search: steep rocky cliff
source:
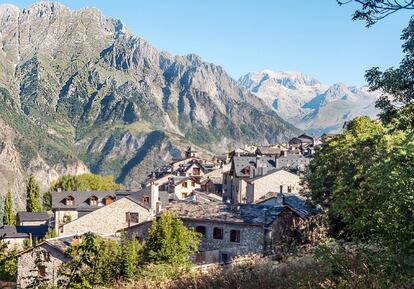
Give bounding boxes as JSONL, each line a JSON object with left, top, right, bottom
{"left": 0, "top": 2, "right": 299, "bottom": 207}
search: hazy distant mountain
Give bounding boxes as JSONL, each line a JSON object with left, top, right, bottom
{"left": 239, "top": 70, "right": 379, "bottom": 135}
{"left": 0, "top": 2, "right": 299, "bottom": 206}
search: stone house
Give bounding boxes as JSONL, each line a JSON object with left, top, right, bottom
{"left": 123, "top": 201, "right": 265, "bottom": 264}
{"left": 58, "top": 186, "right": 162, "bottom": 236}
{"left": 16, "top": 236, "right": 71, "bottom": 288}
{"left": 224, "top": 155, "right": 277, "bottom": 204}
{"left": 245, "top": 169, "right": 301, "bottom": 203}
{"left": 52, "top": 190, "right": 134, "bottom": 233}
{"left": 167, "top": 176, "right": 201, "bottom": 200}
{"left": 122, "top": 193, "right": 317, "bottom": 264}
{"left": 275, "top": 152, "right": 310, "bottom": 172}
{"left": 0, "top": 226, "right": 29, "bottom": 249}
{"left": 16, "top": 212, "right": 50, "bottom": 227}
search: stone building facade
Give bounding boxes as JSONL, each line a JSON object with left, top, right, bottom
{"left": 184, "top": 219, "right": 264, "bottom": 264}
{"left": 16, "top": 241, "right": 69, "bottom": 288}
{"left": 60, "top": 197, "right": 151, "bottom": 236}
{"left": 246, "top": 169, "right": 301, "bottom": 203}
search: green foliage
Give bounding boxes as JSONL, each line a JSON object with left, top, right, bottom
{"left": 2, "top": 191, "right": 15, "bottom": 226}
{"left": 0, "top": 241, "right": 17, "bottom": 282}
{"left": 45, "top": 228, "right": 57, "bottom": 239}
{"left": 26, "top": 175, "right": 41, "bottom": 212}
{"left": 315, "top": 242, "right": 414, "bottom": 289}
{"left": 120, "top": 231, "right": 141, "bottom": 279}
{"left": 364, "top": 18, "right": 414, "bottom": 130}
{"left": 337, "top": 0, "right": 414, "bottom": 27}
{"left": 49, "top": 173, "right": 122, "bottom": 192}
{"left": 142, "top": 212, "right": 201, "bottom": 266}
{"left": 305, "top": 117, "right": 414, "bottom": 251}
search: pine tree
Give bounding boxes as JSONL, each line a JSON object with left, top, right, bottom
{"left": 26, "top": 175, "right": 41, "bottom": 212}
{"left": 2, "top": 191, "right": 15, "bottom": 226}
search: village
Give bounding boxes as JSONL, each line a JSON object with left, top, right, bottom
{"left": 0, "top": 133, "right": 334, "bottom": 288}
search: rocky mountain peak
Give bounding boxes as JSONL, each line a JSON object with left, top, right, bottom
{"left": 0, "top": 2, "right": 299, "bottom": 206}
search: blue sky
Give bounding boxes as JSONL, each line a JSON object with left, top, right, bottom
{"left": 6, "top": 0, "right": 413, "bottom": 85}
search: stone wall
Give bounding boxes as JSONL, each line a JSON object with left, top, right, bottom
{"left": 61, "top": 198, "right": 151, "bottom": 236}
{"left": 184, "top": 219, "right": 264, "bottom": 262}
{"left": 17, "top": 243, "right": 69, "bottom": 288}
{"left": 247, "top": 170, "right": 301, "bottom": 203}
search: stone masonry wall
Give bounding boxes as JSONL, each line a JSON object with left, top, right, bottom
{"left": 17, "top": 244, "right": 69, "bottom": 288}
{"left": 61, "top": 198, "right": 151, "bottom": 236}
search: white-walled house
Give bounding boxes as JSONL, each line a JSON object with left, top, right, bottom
{"left": 168, "top": 176, "right": 201, "bottom": 200}
{"left": 246, "top": 169, "right": 301, "bottom": 203}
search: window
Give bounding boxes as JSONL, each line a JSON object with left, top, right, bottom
{"left": 40, "top": 251, "right": 50, "bottom": 262}
{"left": 280, "top": 185, "right": 283, "bottom": 193}
{"left": 182, "top": 182, "right": 188, "bottom": 188}
{"left": 126, "top": 212, "right": 140, "bottom": 224}
{"left": 287, "top": 186, "right": 292, "bottom": 193}
{"left": 192, "top": 167, "right": 201, "bottom": 175}
{"left": 230, "top": 230, "right": 241, "bottom": 243}
{"left": 182, "top": 192, "right": 188, "bottom": 199}
{"left": 38, "top": 265, "right": 46, "bottom": 277}
{"left": 143, "top": 196, "right": 150, "bottom": 203}
{"left": 65, "top": 196, "right": 74, "bottom": 206}
{"left": 89, "top": 196, "right": 98, "bottom": 206}
{"left": 105, "top": 196, "right": 114, "bottom": 205}
{"left": 191, "top": 181, "right": 196, "bottom": 187}
{"left": 213, "top": 227, "right": 224, "bottom": 240}
{"left": 195, "top": 226, "right": 206, "bottom": 237}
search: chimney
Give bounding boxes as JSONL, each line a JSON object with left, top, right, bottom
{"left": 276, "top": 192, "right": 284, "bottom": 206}
{"left": 150, "top": 182, "right": 159, "bottom": 215}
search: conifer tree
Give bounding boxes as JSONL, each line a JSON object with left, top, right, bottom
{"left": 26, "top": 175, "right": 41, "bottom": 212}
{"left": 2, "top": 191, "right": 15, "bottom": 226}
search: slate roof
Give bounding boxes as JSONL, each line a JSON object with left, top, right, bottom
{"left": 232, "top": 156, "right": 276, "bottom": 177}
{"left": 164, "top": 191, "right": 312, "bottom": 227}
{"left": 255, "top": 192, "right": 312, "bottom": 219}
{"left": 256, "top": 146, "right": 282, "bottom": 156}
{"left": 0, "top": 225, "right": 49, "bottom": 238}
{"left": 52, "top": 190, "right": 135, "bottom": 211}
{"left": 0, "top": 226, "right": 28, "bottom": 238}
{"left": 17, "top": 212, "right": 50, "bottom": 222}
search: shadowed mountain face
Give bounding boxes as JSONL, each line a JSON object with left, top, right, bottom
{"left": 0, "top": 2, "right": 298, "bottom": 206}
{"left": 239, "top": 70, "right": 379, "bottom": 135}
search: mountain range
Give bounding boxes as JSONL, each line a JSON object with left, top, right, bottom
{"left": 239, "top": 70, "right": 379, "bottom": 134}
{"left": 0, "top": 2, "right": 300, "bottom": 207}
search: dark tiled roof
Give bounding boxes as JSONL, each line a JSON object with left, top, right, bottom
{"left": 256, "top": 146, "right": 282, "bottom": 156}
{"left": 0, "top": 225, "right": 48, "bottom": 238}
{"left": 17, "top": 212, "right": 50, "bottom": 222}
{"left": 0, "top": 226, "right": 28, "bottom": 238}
{"left": 232, "top": 156, "right": 276, "bottom": 177}
{"left": 52, "top": 190, "right": 135, "bottom": 210}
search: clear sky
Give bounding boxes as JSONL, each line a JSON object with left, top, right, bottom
{"left": 5, "top": 0, "right": 413, "bottom": 85}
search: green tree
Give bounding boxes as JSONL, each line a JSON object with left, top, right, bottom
{"left": 120, "top": 231, "right": 141, "bottom": 279}
{"left": 2, "top": 191, "right": 15, "bottom": 226}
{"left": 0, "top": 240, "right": 17, "bottom": 282}
{"left": 142, "top": 212, "right": 200, "bottom": 266}
{"left": 26, "top": 175, "right": 41, "bottom": 212}
{"left": 49, "top": 174, "right": 121, "bottom": 192}
{"left": 45, "top": 228, "right": 57, "bottom": 239}
{"left": 58, "top": 232, "right": 121, "bottom": 288}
